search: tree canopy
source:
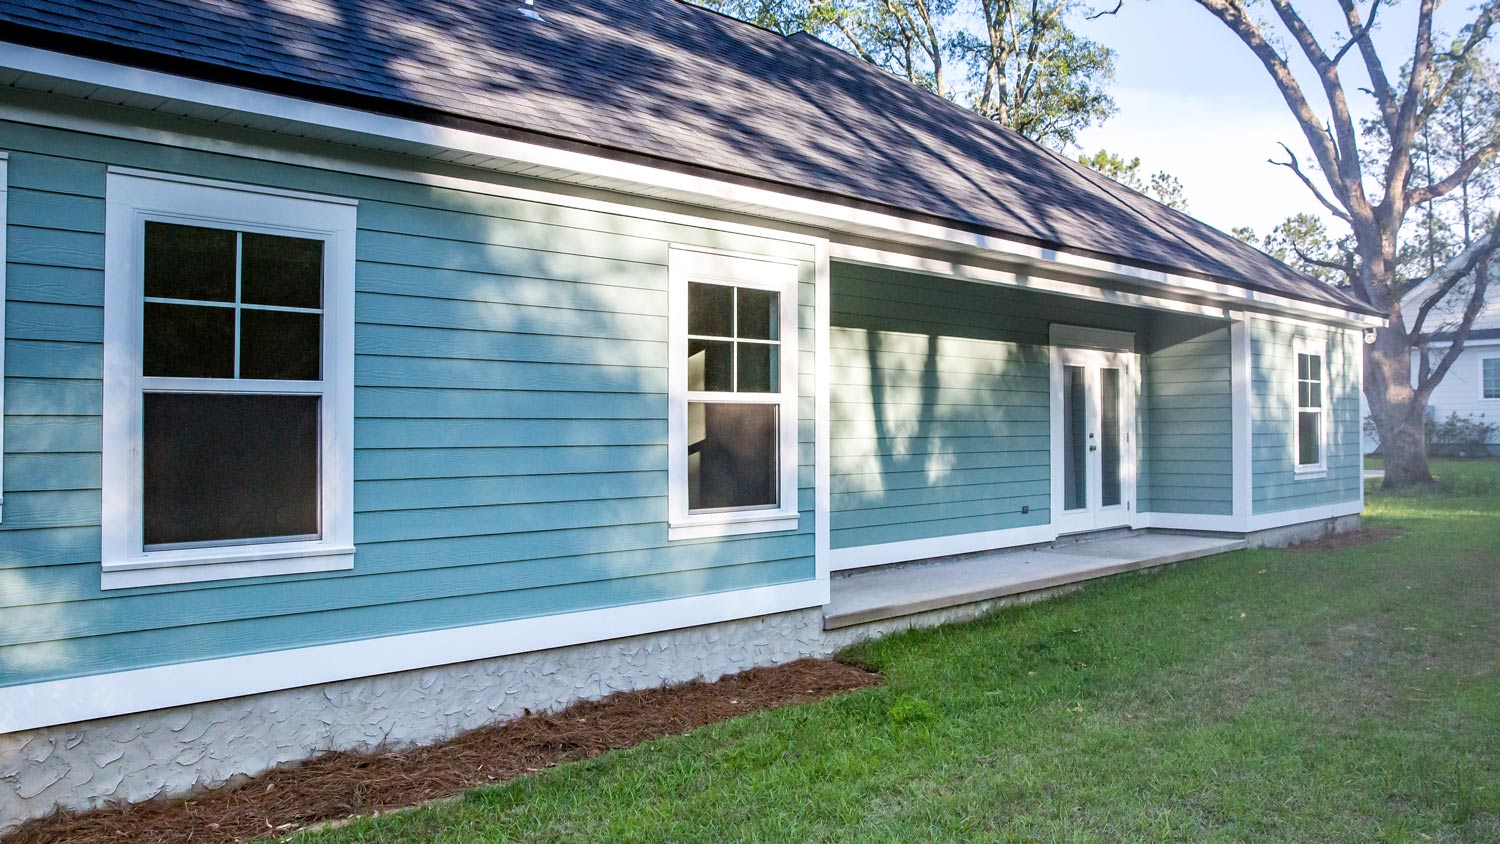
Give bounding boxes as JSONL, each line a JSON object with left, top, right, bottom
{"left": 693, "top": 0, "right": 1116, "bottom": 148}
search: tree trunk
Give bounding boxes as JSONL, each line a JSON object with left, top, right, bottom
{"left": 1365, "top": 327, "right": 1437, "bottom": 488}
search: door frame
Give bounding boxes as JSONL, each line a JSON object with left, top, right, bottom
{"left": 1048, "top": 326, "right": 1139, "bottom": 535}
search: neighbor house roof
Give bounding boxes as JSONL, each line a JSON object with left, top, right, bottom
{"left": 0, "top": 0, "right": 1380, "bottom": 317}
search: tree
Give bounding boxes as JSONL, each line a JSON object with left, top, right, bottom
{"left": 953, "top": 0, "right": 1116, "bottom": 146}
{"left": 1238, "top": 213, "right": 1355, "bottom": 287}
{"left": 1079, "top": 149, "right": 1190, "bottom": 210}
{"left": 1175, "top": 0, "right": 1500, "bottom": 488}
{"left": 692, "top": 0, "right": 1116, "bottom": 147}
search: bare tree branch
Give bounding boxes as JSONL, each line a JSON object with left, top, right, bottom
{"left": 1418, "top": 254, "right": 1493, "bottom": 397}
{"left": 1193, "top": 0, "right": 1352, "bottom": 210}
{"left": 1265, "top": 0, "right": 1368, "bottom": 199}
{"left": 1406, "top": 137, "right": 1500, "bottom": 207}
{"left": 1086, "top": 0, "right": 1122, "bottom": 20}
{"left": 1271, "top": 143, "right": 1353, "bottom": 222}
{"left": 1406, "top": 219, "right": 1500, "bottom": 342}
{"left": 1331, "top": 0, "right": 1381, "bottom": 66}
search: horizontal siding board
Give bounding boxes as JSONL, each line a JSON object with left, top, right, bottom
{"left": 0, "top": 128, "right": 823, "bottom": 686}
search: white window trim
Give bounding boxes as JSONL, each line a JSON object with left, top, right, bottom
{"left": 0, "top": 151, "right": 9, "bottom": 524}
{"left": 667, "top": 246, "right": 800, "bottom": 541}
{"left": 1293, "top": 335, "right": 1329, "bottom": 478}
{"left": 1479, "top": 354, "right": 1500, "bottom": 402}
{"left": 101, "top": 168, "right": 356, "bottom": 589}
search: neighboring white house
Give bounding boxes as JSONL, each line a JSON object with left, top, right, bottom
{"left": 1363, "top": 275, "right": 1500, "bottom": 454}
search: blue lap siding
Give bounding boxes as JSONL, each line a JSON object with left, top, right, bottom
{"left": 0, "top": 120, "right": 816, "bottom": 687}
{"left": 827, "top": 262, "right": 1234, "bottom": 550}
{"left": 1250, "top": 317, "right": 1363, "bottom": 513}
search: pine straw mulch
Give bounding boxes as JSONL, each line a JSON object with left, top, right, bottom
{"left": 1287, "top": 526, "right": 1403, "bottom": 553}
{"left": 6, "top": 658, "right": 881, "bottom": 844}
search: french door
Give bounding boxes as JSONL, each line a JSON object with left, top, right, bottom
{"left": 1050, "top": 347, "right": 1137, "bottom": 535}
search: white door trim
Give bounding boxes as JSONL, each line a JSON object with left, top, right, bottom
{"left": 1051, "top": 344, "right": 1137, "bottom": 535}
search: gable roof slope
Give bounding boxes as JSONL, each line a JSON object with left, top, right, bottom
{"left": 0, "top": 0, "right": 1378, "bottom": 316}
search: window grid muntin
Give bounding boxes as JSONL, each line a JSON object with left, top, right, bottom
{"left": 686, "top": 281, "right": 779, "bottom": 395}
{"left": 141, "top": 227, "right": 325, "bottom": 382}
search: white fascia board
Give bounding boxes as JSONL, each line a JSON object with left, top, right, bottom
{"left": 0, "top": 579, "right": 827, "bottom": 735}
{"left": 0, "top": 41, "right": 1383, "bottom": 328}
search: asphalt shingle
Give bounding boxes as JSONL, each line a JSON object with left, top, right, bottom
{"left": 0, "top": 0, "right": 1376, "bottom": 314}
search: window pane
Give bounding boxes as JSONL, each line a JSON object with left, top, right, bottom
{"left": 688, "top": 282, "right": 733, "bottom": 337}
{"left": 1306, "top": 354, "right": 1321, "bottom": 383}
{"left": 241, "top": 233, "right": 323, "bottom": 309}
{"left": 736, "top": 343, "right": 778, "bottom": 393}
{"left": 1297, "top": 353, "right": 1310, "bottom": 381}
{"left": 1298, "top": 411, "right": 1321, "bottom": 466}
{"left": 1100, "top": 367, "right": 1121, "bottom": 508}
{"left": 688, "top": 339, "right": 733, "bottom": 391}
{"left": 1306, "top": 380, "right": 1321, "bottom": 408}
{"left": 687, "top": 402, "right": 777, "bottom": 511}
{"left": 143, "top": 393, "right": 320, "bottom": 547}
{"left": 240, "top": 309, "right": 321, "bottom": 380}
{"left": 736, "top": 288, "right": 779, "bottom": 341}
{"left": 1063, "top": 365, "right": 1087, "bottom": 512}
{"left": 144, "top": 222, "right": 237, "bottom": 302}
{"left": 143, "top": 302, "right": 234, "bottom": 378}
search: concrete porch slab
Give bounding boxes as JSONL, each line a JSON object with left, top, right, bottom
{"left": 823, "top": 533, "right": 1247, "bottom": 629}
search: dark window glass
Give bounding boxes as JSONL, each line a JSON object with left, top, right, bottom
{"left": 1305, "top": 354, "right": 1321, "bottom": 383}
{"left": 1298, "top": 411, "right": 1321, "bottom": 466}
{"left": 143, "top": 393, "right": 320, "bottom": 546}
{"left": 1101, "top": 367, "right": 1121, "bottom": 507}
{"left": 736, "top": 343, "right": 777, "bottom": 393}
{"left": 688, "top": 282, "right": 733, "bottom": 337}
{"left": 1297, "top": 353, "right": 1310, "bottom": 381}
{"left": 1485, "top": 359, "right": 1500, "bottom": 399}
{"left": 241, "top": 233, "right": 323, "bottom": 309}
{"left": 143, "top": 303, "right": 234, "bottom": 378}
{"left": 687, "top": 402, "right": 777, "bottom": 510}
{"left": 736, "top": 288, "right": 778, "bottom": 340}
{"left": 144, "top": 222, "right": 236, "bottom": 302}
{"left": 240, "top": 310, "right": 321, "bottom": 380}
{"left": 688, "top": 339, "right": 733, "bottom": 391}
{"left": 1063, "top": 365, "right": 1087, "bottom": 511}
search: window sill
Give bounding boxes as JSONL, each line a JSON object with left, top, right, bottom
{"left": 101, "top": 543, "right": 355, "bottom": 590}
{"left": 668, "top": 512, "right": 799, "bottom": 542}
{"left": 1294, "top": 467, "right": 1329, "bottom": 480}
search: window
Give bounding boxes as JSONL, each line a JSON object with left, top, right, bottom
{"left": 101, "top": 170, "right": 355, "bottom": 588}
{"left": 1293, "top": 336, "right": 1327, "bottom": 474}
{"left": 668, "top": 247, "right": 799, "bottom": 540}
{"left": 1482, "top": 357, "right": 1500, "bottom": 400}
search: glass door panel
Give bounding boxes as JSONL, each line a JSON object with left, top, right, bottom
{"left": 1062, "top": 364, "right": 1088, "bottom": 512}
{"left": 1100, "top": 366, "right": 1122, "bottom": 508}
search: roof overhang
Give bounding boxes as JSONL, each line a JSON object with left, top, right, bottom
{"left": 0, "top": 40, "right": 1385, "bottom": 327}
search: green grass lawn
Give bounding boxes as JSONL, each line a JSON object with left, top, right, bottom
{"left": 297, "top": 461, "right": 1500, "bottom": 843}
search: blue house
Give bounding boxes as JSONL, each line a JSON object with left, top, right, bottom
{"left": 0, "top": 0, "right": 1380, "bottom": 826}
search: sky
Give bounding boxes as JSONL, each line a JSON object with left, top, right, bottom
{"left": 1068, "top": 0, "right": 1483, "bottom": 237}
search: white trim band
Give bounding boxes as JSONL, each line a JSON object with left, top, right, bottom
{"left": 0, "top": 579, "right": 828, "bottom": 734}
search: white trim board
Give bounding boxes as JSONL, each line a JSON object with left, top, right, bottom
{"left": 1231, "top": 316, "right": 1253, "bottom": 520}
{"left": 0, "top": 42, "right": 1383, "bottom": 328}
{"left": 827, "top": 499, "right": 1364, "bottom": 572}
{"left": 0, "top": 579, "right": 827, "bottom": 734}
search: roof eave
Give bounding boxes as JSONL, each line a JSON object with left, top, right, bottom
{"left": 0, "top": 37, "right": 1386, "bottom": 326}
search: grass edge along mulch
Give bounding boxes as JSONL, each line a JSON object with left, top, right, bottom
{"left": 6, "top": 658, "right": 881, "bottom": 844}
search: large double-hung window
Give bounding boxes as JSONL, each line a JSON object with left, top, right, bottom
{"left": 668, "top": 247, "right": 799, "bottom": 540}
{"left": 102, "top": 171, "right": 355, "bottom": 588}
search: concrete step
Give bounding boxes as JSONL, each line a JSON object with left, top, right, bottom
{"left": 823, "top": 533, "right": 1247, "bottom": 630}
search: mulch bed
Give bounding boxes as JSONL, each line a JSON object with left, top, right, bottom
{"left": 1288, "top": 527, "right": 1403, "bottom": 552}
{"left": 6, "top": 658, "right": 880, "bottom": 844}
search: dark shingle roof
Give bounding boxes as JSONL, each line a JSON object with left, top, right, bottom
{"left": 0, "top": 0, "right": 1377, "bottom": 315}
